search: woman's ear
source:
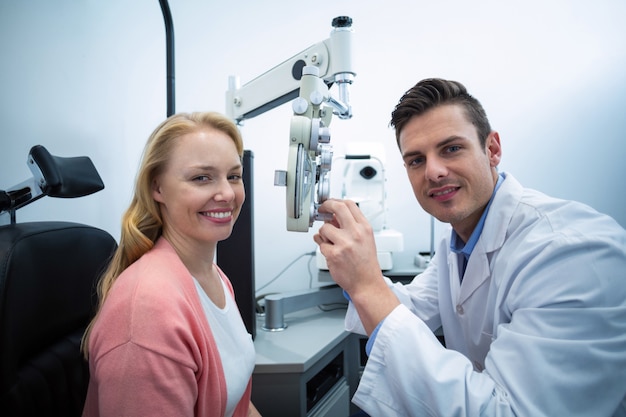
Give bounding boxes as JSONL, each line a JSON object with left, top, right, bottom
{"left": 152, "top": 178, "right": 165, "bottom": 203}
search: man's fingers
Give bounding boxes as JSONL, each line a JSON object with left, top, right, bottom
{"left": 319, "top": 199, "right": 362, "bottom": 228}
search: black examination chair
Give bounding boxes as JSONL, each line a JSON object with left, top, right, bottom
{"left": 0, "top": 145, "right": 117, "bottom": 416}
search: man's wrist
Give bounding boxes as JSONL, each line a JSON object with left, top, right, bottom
{"left": 350, "top": 282, "right": 400, "bottom": 335}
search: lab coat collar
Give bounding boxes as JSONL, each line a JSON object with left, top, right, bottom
{"left": 480, "top": 172, "right": 523, "bottom": 253}
{"left": 454, "top": 172, "right": 523, "bottom": 304}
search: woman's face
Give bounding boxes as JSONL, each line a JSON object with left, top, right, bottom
{"left": 152, "top": 128, "right": 244, "bottom": 248}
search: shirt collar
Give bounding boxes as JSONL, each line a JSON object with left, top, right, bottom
{"left": 450, "top": 173, "right": 504, "bottom": 259}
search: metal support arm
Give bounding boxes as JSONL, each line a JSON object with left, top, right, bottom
{"left": 226, "top": 16, "right": 354, "bottom": 124}
{"left": 263, "top": 285, "right": 346, "bottom": 331}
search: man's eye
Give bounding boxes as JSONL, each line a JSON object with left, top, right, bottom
{"left": 446, "top": 145, "right": 461, "bottom": 153}
{"left": 408, "top": 157, "right": 425, "bottom": 166}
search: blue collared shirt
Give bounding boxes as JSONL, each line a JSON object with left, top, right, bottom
{"left": 365, "top": 173, "right": 505, "bottom": 355}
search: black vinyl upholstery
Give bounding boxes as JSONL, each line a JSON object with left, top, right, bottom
{"left": 0, "top": 222, "right": 117, "bottom": 417}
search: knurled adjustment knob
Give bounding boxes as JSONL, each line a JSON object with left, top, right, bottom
{"left": 332, "top": 16, "right": 352, "bottom": 28}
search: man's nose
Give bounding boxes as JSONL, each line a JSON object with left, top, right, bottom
{"left": 424, "top": 156, "right": 448, "bottom": 181}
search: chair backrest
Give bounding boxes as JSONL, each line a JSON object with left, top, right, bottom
{"left": 0, "top": 221, "right": 117, "bottom": 417}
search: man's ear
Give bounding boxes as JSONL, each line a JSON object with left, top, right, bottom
{"left": 486, "top": 131, "right": 502, "bottom": 167}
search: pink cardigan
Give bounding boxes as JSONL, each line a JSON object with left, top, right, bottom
{"left": 83, "top": 237, "right": 253, "bottom": 417}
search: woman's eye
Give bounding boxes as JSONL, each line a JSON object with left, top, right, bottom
{"left": 194, "top": 175, "right": 210, "bottom": 182}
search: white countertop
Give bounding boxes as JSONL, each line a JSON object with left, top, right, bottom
{"left": 253, "top": 306, "right": 349, "bottom": 374}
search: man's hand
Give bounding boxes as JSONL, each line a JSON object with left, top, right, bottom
{"left": 314, "top": 199, "right": 381, "bottom": 293}
{"left": 314, "top": 199, "right": 400, "bottom": 334}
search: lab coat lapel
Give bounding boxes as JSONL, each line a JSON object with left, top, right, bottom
{"left": 445, "top": 238, "right": 487, "bottom": 307}
{"left": 457, "top": 172, "right": 521, "bottom": 304}
{"left": 447, "top": 251, "right": 462, "bottom": 303}
{"left": 458, "top": 242, "right": 490, "bottom": 304}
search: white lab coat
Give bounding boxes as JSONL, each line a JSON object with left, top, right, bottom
{"left": 346, "top": 172, "right": 626, "bottom": 416}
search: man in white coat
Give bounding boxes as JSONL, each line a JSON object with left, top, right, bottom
{"left": 314, "top": 78, "right": 626, "bottom": 416}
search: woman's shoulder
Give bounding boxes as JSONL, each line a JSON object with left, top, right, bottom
{"left": 105, "top": 239, "right": 195, "bottom": 313}
{"left": 92, "top": 248, "right": 200, "bottom": 351}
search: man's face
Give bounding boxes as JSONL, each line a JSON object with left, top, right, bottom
{"left": 399, "top": 104, "right": 501, "bottom": 241}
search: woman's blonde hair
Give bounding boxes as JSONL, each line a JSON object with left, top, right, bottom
{"left": 81, "top": 111, "right": 243, "bottom": 358}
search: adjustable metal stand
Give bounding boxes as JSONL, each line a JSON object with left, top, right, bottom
{"left": 262, "top": 285, "right": 346, "bottom": 331}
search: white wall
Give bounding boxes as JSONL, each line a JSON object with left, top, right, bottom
{"left": 2, "top": 0, "right": 625, "bottom": 295}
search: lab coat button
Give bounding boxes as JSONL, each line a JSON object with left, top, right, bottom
{"left": 456, "top": 304, "right": 464, "bottom": 315}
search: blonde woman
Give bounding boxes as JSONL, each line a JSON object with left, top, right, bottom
{"left": 82, "top": 112, "right": 260, "bottom": 417}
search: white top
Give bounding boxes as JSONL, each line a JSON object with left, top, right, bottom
{"left": 193, "top": 276, "right": 255, "bottom": 417}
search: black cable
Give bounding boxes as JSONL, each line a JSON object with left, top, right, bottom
{"left": 255, "top": 251, "right": 316, "bottom": 294}
{"left": 158, "top": 0, "right": 175, "bottom": 116}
